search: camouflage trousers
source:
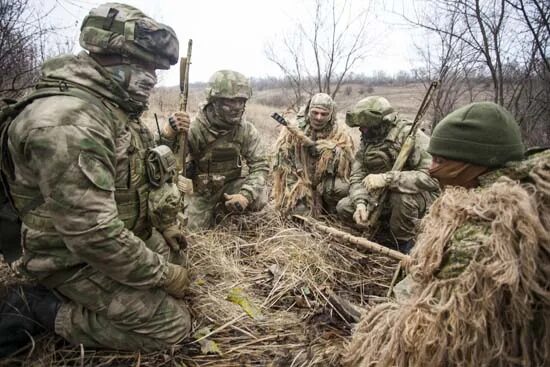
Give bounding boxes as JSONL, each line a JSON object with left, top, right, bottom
{"left": 53, "top": 229, "right": 191, "bottom": 352}
{"left": 185, "top": 178, "right": 268, "bottom": 231}
{"left": 336, "top": 191, "right": 437, "bottom": 242}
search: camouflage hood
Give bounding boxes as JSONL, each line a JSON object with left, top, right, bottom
{"left": 36, "top": 51, "right": 138, "bottom": 113}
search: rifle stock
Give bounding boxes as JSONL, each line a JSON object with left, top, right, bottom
{"left": 177, "top": 39, "right": 193, "bottom": 176}
{"left": 293, "top": 214, "right": 408, "bottom": 261}
{"left": 364, "top": 81, "right": 439, "bottom": 235}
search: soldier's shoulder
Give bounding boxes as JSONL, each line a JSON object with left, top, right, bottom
{"left": 478, "top": 148, "right": 550, "bottom": 186}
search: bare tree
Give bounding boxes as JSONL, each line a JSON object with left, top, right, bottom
{"left": 265, "top": 0, "right": 373, "bottom": 106}
{"left": 0, "top": 0, "right": 73, "bottom": 100}
{"left": 404, "top": 0, "right": 550, "bottom": 145}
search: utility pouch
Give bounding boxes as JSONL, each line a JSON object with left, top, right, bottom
{"left": 146, "top": 145, "right": 177, "bottom": 187}
{"left": 193, "top": 173, "right": 225, "bottom": 196}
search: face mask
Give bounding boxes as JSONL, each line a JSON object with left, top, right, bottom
{"left": 105, "top": 64, "right": 157, "bottom": 109}
{"left": 212, "top": 98, "right": 246, "bottom": 125}
{"left": 429, "top": 158, "right": 488, "bottom": 188}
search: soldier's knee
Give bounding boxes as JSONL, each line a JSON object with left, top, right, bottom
{"left": 336, "top": 197, "right": 351, "bottom": 218}
{"left": 154, "top": 298, "right": 192, "bottom": 346}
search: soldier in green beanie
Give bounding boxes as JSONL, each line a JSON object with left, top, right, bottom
{"left": 344, "top": 102, "right": 550, "bottom": 367}
{"left": 0, "top": 3, "right": 192, "bottom": 355}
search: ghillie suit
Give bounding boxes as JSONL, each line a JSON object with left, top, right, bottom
{"left": 344, "top": 149, "right": 550, "bottom": 366}
{"left": 272, "top": 94, "right": 354, "bottom": 215}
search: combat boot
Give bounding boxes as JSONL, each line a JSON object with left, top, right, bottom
{"left": 0, "top": 284, "right": 61, "bottom": 357}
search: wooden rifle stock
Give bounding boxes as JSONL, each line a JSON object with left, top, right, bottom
{"left": 178, "top": 39, "right": 193, "bottom": 176}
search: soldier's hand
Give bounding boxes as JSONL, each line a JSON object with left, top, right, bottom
{"left": 353, "top": 203, "right": 369, "bottom": 225}
{"left": 162, "top": 224, "right": 188, "bottom": 251}
{"left": 362, "top": 173, "right": 391, "bottom": 191}
{"left": 163, "top": 111, "right": 191, "bottom": 139}
{"left": 223, "top": 193, "right": 249, "bottom": 212}
{"left": 177, "top": 175, "right": 194, "bottom": 194}
{"left": 162, "top": 263, "right": 189, "bottom": 298}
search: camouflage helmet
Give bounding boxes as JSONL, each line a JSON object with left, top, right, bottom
{"left": 345, "top": 96, "right": 394, "bottom": 128}
{"left": 79, "top": 3, "right": 179, "bottom": 69}
{"left": 206, "top": 70, "right": 252, "bottom": 101}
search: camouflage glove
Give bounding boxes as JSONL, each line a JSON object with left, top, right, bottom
{"left": 163, "top": 111, "right": 191, "bottom": 139}
{"left": 362, "top": 172, "right": 394, "bottom": 191}
{"left": 223, "top": 193, "right": 249, "bottom": 212}
{"left": 353, "top": 203, "right": 368, "bottom": 225}
{"left": 162, "top": 224, "right": 188, "bottom": 251}
{"left": 162, "top": 263, "right": 189, "bottom": 299}
{"left": 177, "top": 175, "right": 194, "bottom": 194}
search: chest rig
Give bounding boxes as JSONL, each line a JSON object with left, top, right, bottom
{"left": 361, "top": 122, "right": 410, "bottom": 174}
{"left": 110, "top": 107, "right": 157, "bottom": 239}
{"left": 195, "top": 128, "right": 243, "bottom": 182}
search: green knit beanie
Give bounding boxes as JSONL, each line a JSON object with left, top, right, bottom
{"left": 428, "top": 102, "right": 524, "bottom": 167}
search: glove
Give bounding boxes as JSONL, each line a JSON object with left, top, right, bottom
{"left": 223, "top": 193, "right": 249, "bottom": 212}
{"left": 163, "top": 111, "right": 191, "bottom": 139}
{"left": 362, "top": 172, "right": 392, "bottom": 191}
{"left": 177, "top": 175, "right": 194, "bottom": 194}
{"left": 162, "top": 263, "right": 189, "bottom": 299}
{"left": 162, "top": 224, "right": 188, "bottom": 251}
{"left": 353, "top": 203, "right": 368, "bottom": 225}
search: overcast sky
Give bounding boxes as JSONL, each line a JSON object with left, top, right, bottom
{"left": 40, "top": 0, "right": 420, "bottom": 86}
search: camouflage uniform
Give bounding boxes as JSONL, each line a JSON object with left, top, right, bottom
{"left": 3, "top": 4, "right": 190, "bottom": 351}
{"left": 337, "top": 97, "right": 439, "bottom": 243}
{"left": 272, "top": 93, "right": 354, "bottom": 215}
{"left": 182, "top": 71, "right": 269, "bottom": 231}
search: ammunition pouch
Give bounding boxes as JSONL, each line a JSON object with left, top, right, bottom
{"left": 146, "top": 145, "right": 176, "bottom": 187}
{"left": 193, "top": 173, "right": 225, "bottom": 196}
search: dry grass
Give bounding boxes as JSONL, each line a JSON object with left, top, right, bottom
{"left": 0, "top": 206, "right": 397, "bottom": 366}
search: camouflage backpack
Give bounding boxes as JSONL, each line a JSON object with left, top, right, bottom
{"left": 0, "top": 87, "right": 104, "bottom": 263}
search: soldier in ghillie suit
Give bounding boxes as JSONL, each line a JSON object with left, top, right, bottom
{"left": 272, "top": 93, "right": 355, "bottom": 215}
{"left": 183, "top": 70, "right": 269, "bottom": 231}
{"left": 344, "top": 102, "right": 550, "bottom": 367}
{"left": 0, "top": 3, "right": 192, "bottom": 355}
{"left": 336, "top": 96, "right": 439, "bottom": 252}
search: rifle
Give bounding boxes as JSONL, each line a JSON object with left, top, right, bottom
{"left": 271, "top": 112, "right": 314, "bottom": 146}
{"left": 363, "top": 80, "right": 439, "bottom": 236}
{"left": 293, "top": 214, "right": 408, "bottom": 261}
{"left": 177, "top": 39, "right": 193, "bottom": 175}
{"left": 271, "top": 112, "right": 322, "bottom": 215}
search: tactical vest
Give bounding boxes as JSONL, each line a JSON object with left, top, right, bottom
{"left": 195, "top": 130, "right": 243, "bottom": 182}
{"left": 361, "top": 121, "right": 411, "bottom": 174}
{"left": 4, "top": 87, "right": 155, "bottom": 243}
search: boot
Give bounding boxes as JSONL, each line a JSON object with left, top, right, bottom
{"left": 0, "top": 284, "right": 61, "bottom": 357}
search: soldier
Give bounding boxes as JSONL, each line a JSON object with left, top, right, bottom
{"left": 183, "top": 70, "right": 269, "bottom": 231}
{"left": 336, "top": 96, "right": 439, "bottom": 252}
{"left": 272, "top": 93, "right": 354, "bottom": 215}
{"left": 344, "top": 102, "right": 550, "bottom": 367}
{"left": 0, "top": 3, "right": 192, "bottom": 355}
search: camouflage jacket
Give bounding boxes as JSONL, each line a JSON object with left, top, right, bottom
{"left": 272, "top": 115, "right": 354, "bottom": 210}
{"left": 187, "top": 104, "right": 269, "bottom": 202}
{"left": 349, "top": 116, "right": 439, "bottom": 207}
{"left": 6, "top": 52, "right": 178, "bottom": 288}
